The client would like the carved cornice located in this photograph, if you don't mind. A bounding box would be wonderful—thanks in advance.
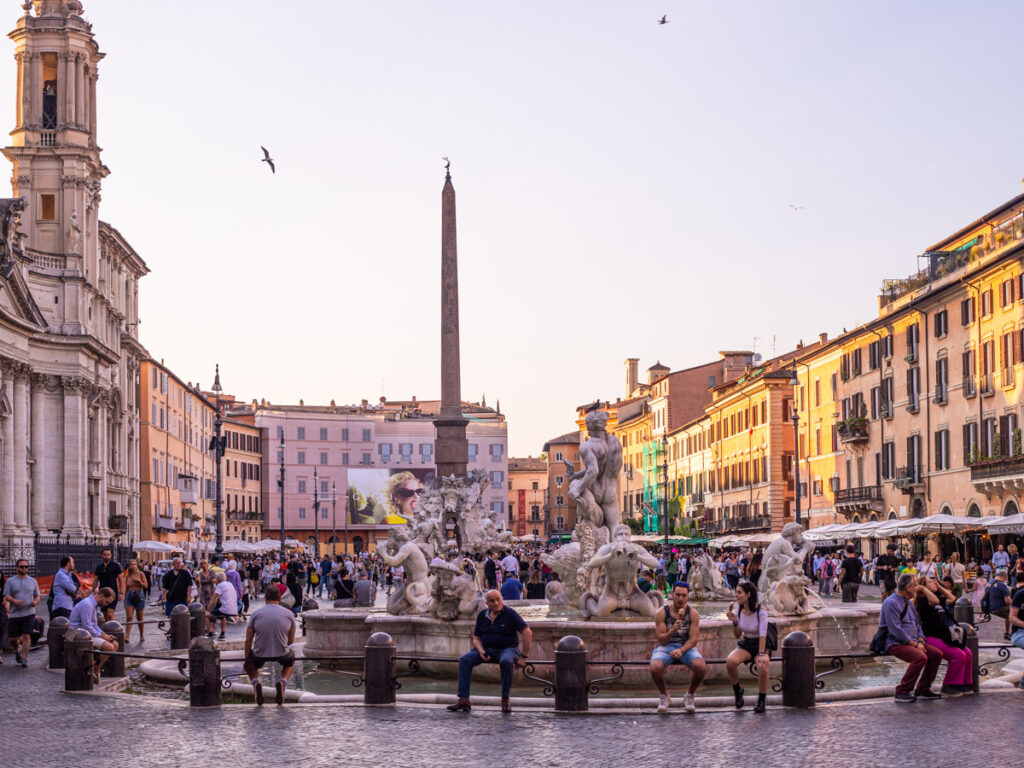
[60,375,92,393]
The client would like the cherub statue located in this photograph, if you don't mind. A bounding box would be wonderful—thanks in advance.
[427,561,479,620]
[380,526,432,615]
[579,525,664,618]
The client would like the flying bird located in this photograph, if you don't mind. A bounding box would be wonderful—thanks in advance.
[789,204,804,211]
[658,15,668,24]
[260,146,275,174]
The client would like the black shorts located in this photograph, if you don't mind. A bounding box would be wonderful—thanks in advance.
[7,615,35,638]
[737,636,767,658]
[244,650,295,671]
[51,607,72,620]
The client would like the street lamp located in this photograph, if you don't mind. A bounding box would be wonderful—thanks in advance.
[331,479,337,558]
[210,364,226,560]
[278,431,286,562]
[312,466,321,559]
[789,369,802,527]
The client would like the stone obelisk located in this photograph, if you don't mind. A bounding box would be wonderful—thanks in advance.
[434,164,469,478]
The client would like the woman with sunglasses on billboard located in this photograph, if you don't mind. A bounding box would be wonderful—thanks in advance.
[382,471,423,524]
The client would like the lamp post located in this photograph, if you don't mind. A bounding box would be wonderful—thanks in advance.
[211,365,225,560]
[789,369,802,527]
[278,431,286,562]
[312,466,321,559]
[661,433,669,555]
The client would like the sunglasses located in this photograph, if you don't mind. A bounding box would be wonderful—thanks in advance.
[674,581,689,589]
[395,488,423,499]
[16,564,29,569]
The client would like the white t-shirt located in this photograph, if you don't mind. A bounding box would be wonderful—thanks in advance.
[214,581,238,615]
[501,555,519,574]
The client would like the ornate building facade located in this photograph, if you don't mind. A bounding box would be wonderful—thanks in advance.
[0,1,147,543]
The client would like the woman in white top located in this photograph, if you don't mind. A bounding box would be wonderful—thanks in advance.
[725,580,771,713]
[918,552,940,580]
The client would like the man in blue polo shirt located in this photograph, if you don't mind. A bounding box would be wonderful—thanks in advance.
[447,589,532,713]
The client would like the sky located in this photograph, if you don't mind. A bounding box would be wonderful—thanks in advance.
[2,1,1023,456]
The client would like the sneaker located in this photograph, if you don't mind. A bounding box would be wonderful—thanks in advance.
[657,693,671,713]
[915,689,942,700]
[254,681,264,705]
[14,652,23,666]
[939,685,962,697]
[18,656,27,668]
[275,680,286,705]
[218,632,226,640]
[683,692,696,713]
[894,693,917,703]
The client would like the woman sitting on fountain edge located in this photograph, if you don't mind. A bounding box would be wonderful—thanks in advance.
[725,581,772,713]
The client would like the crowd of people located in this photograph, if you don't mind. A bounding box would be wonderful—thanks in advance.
[2,537,1023,713]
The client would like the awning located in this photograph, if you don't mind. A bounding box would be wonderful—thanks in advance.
[987,513,1024,535]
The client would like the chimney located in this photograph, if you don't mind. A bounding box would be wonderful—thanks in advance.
[819,332,828,344]
[625,358,639,397]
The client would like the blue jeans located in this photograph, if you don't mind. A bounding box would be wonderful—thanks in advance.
[457,647,520,699]
[1011,628,1024,651]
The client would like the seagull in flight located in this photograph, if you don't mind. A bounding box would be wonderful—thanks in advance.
[658,15,668,24]
[260,146,275,174]
[789,204,804,211]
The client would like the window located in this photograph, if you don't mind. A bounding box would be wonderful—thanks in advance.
[490,471,504,486]
[298,507,307,519]
[555,475,564,487]
[555,495,565,506]
[934,309,948,337]
[399,443,413,463]
[981,417,996,458]
[934,358,948,402]
[981,289,993,317]
[961,296,976,326]
[277,425,284,440]
[851,348,862,376]
[814,378,821,406]
[277,449,284,463]
[379,444,392,463]
[1001,331,1018,372]
[881,442,895,480]
[320,428,328,441]
[962,422,979,463]
[906,324,920,360]
[1002,413,1020,455]
[361,429,371,442]
[555,451,563,462]
[321,479,329,494]
[419,444,433,462]
[40,193,55,220]
[1001,278,1017,307]
[490,501,503,517]
[361,452,371,465]
[297,451,306,465]
[814,427,821,456]
[320,451,328,465]
[490,443,504,461]
[906,367,920,411]
[962,349,976,395]
[868,341,880,371]
[297,427,306,440]
[883,335,893,359]
[151,403,157,424]
[870,386,880,419]
[468,444,479,462]
[297,479,306,494]
[813,479,823,496]
[341,428,350,442]
[342,452,349,465]
[320,506,328,519]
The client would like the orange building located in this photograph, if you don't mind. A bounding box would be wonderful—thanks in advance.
[508,457,547,539]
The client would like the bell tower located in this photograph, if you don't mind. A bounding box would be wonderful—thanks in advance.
[3,0,105,266]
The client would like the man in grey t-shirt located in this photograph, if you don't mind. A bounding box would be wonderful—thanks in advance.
[243,585,296,705]
[3,559,40,667]
[353,570,375,607]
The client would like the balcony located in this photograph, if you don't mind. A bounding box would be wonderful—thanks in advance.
[904,349,918,364]
[837,419,869,445]
[835,485,884,515]
[1002,367,1015,389]
[687,492,705,511]
[227,510,263,522]
[963,375,977,398]
[177,474,199,505]
[108,514,128,531]
[932,387,947,405]
[153,515,175,532]
[177,518,198,531]
[970,454,1024,493]
[724,515,771,533]
[893,465,923,493]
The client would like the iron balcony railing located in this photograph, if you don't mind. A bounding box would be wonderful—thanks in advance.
[835,485,883,504]
[970,454,1024,481]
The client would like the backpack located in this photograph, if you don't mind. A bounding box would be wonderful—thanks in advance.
[870,599,910,655]
[824,560,835,578]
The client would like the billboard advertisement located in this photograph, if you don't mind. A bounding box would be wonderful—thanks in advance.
[347,468,435,525]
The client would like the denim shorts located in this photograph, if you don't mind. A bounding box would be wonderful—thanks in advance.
[651,642,703,667]
[125,590,146,610]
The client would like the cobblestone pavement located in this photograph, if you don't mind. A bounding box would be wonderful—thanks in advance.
[1,586,1019,767]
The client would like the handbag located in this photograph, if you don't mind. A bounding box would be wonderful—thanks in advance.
[765,620,779,653]
[279,587,296,609]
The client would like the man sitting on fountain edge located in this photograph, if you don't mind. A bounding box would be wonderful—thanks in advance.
[447,589,533,713]
[650,581,706,713]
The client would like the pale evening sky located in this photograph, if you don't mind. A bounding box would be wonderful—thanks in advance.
[2,1,1022,456]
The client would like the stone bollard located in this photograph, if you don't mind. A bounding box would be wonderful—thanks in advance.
[554,635,588,712]
[188,602,207,640]
[963,623,979,695]
[64,628,95,692]
[48,616,70,669]
[781,631,815,708]
[170,604,191,649]
[953,596,975,627]
[100,621,125,677]
[363,632,397,705]
[188,636,222,707]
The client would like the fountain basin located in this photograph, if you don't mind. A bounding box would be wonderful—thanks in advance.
[302,601,883,683]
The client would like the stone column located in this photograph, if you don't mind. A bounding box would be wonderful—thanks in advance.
[30,53,41,126]
[11,368,30,534]
[30,375,48,533]
[97,399,109,535]
[74,54,84,127]
[1,400,13,539]
[15,52,25,129]
[57,51,67,128]
[88,72,97,141]
[62,378,88,536]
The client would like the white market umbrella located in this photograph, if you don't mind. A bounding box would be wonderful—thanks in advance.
[133,540,174,553]
[802,524,842,541]
[744,532,780,546]
[221,539,258,554]
[987,513,1024,536]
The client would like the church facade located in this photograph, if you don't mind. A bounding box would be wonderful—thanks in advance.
[0,0,147,544]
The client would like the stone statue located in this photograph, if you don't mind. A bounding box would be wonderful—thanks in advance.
[66,209,82,254]
[427,561,479,620]
[412,517,445,562]
[579,525,664,618]
[567,409,623,549]
[758,522,819,615]
[413,470,513,556]
[479,510,513,547]
[688,551,737,601]
[544,578,569,607]
[380,527,432,615]
[541,542,584,606]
